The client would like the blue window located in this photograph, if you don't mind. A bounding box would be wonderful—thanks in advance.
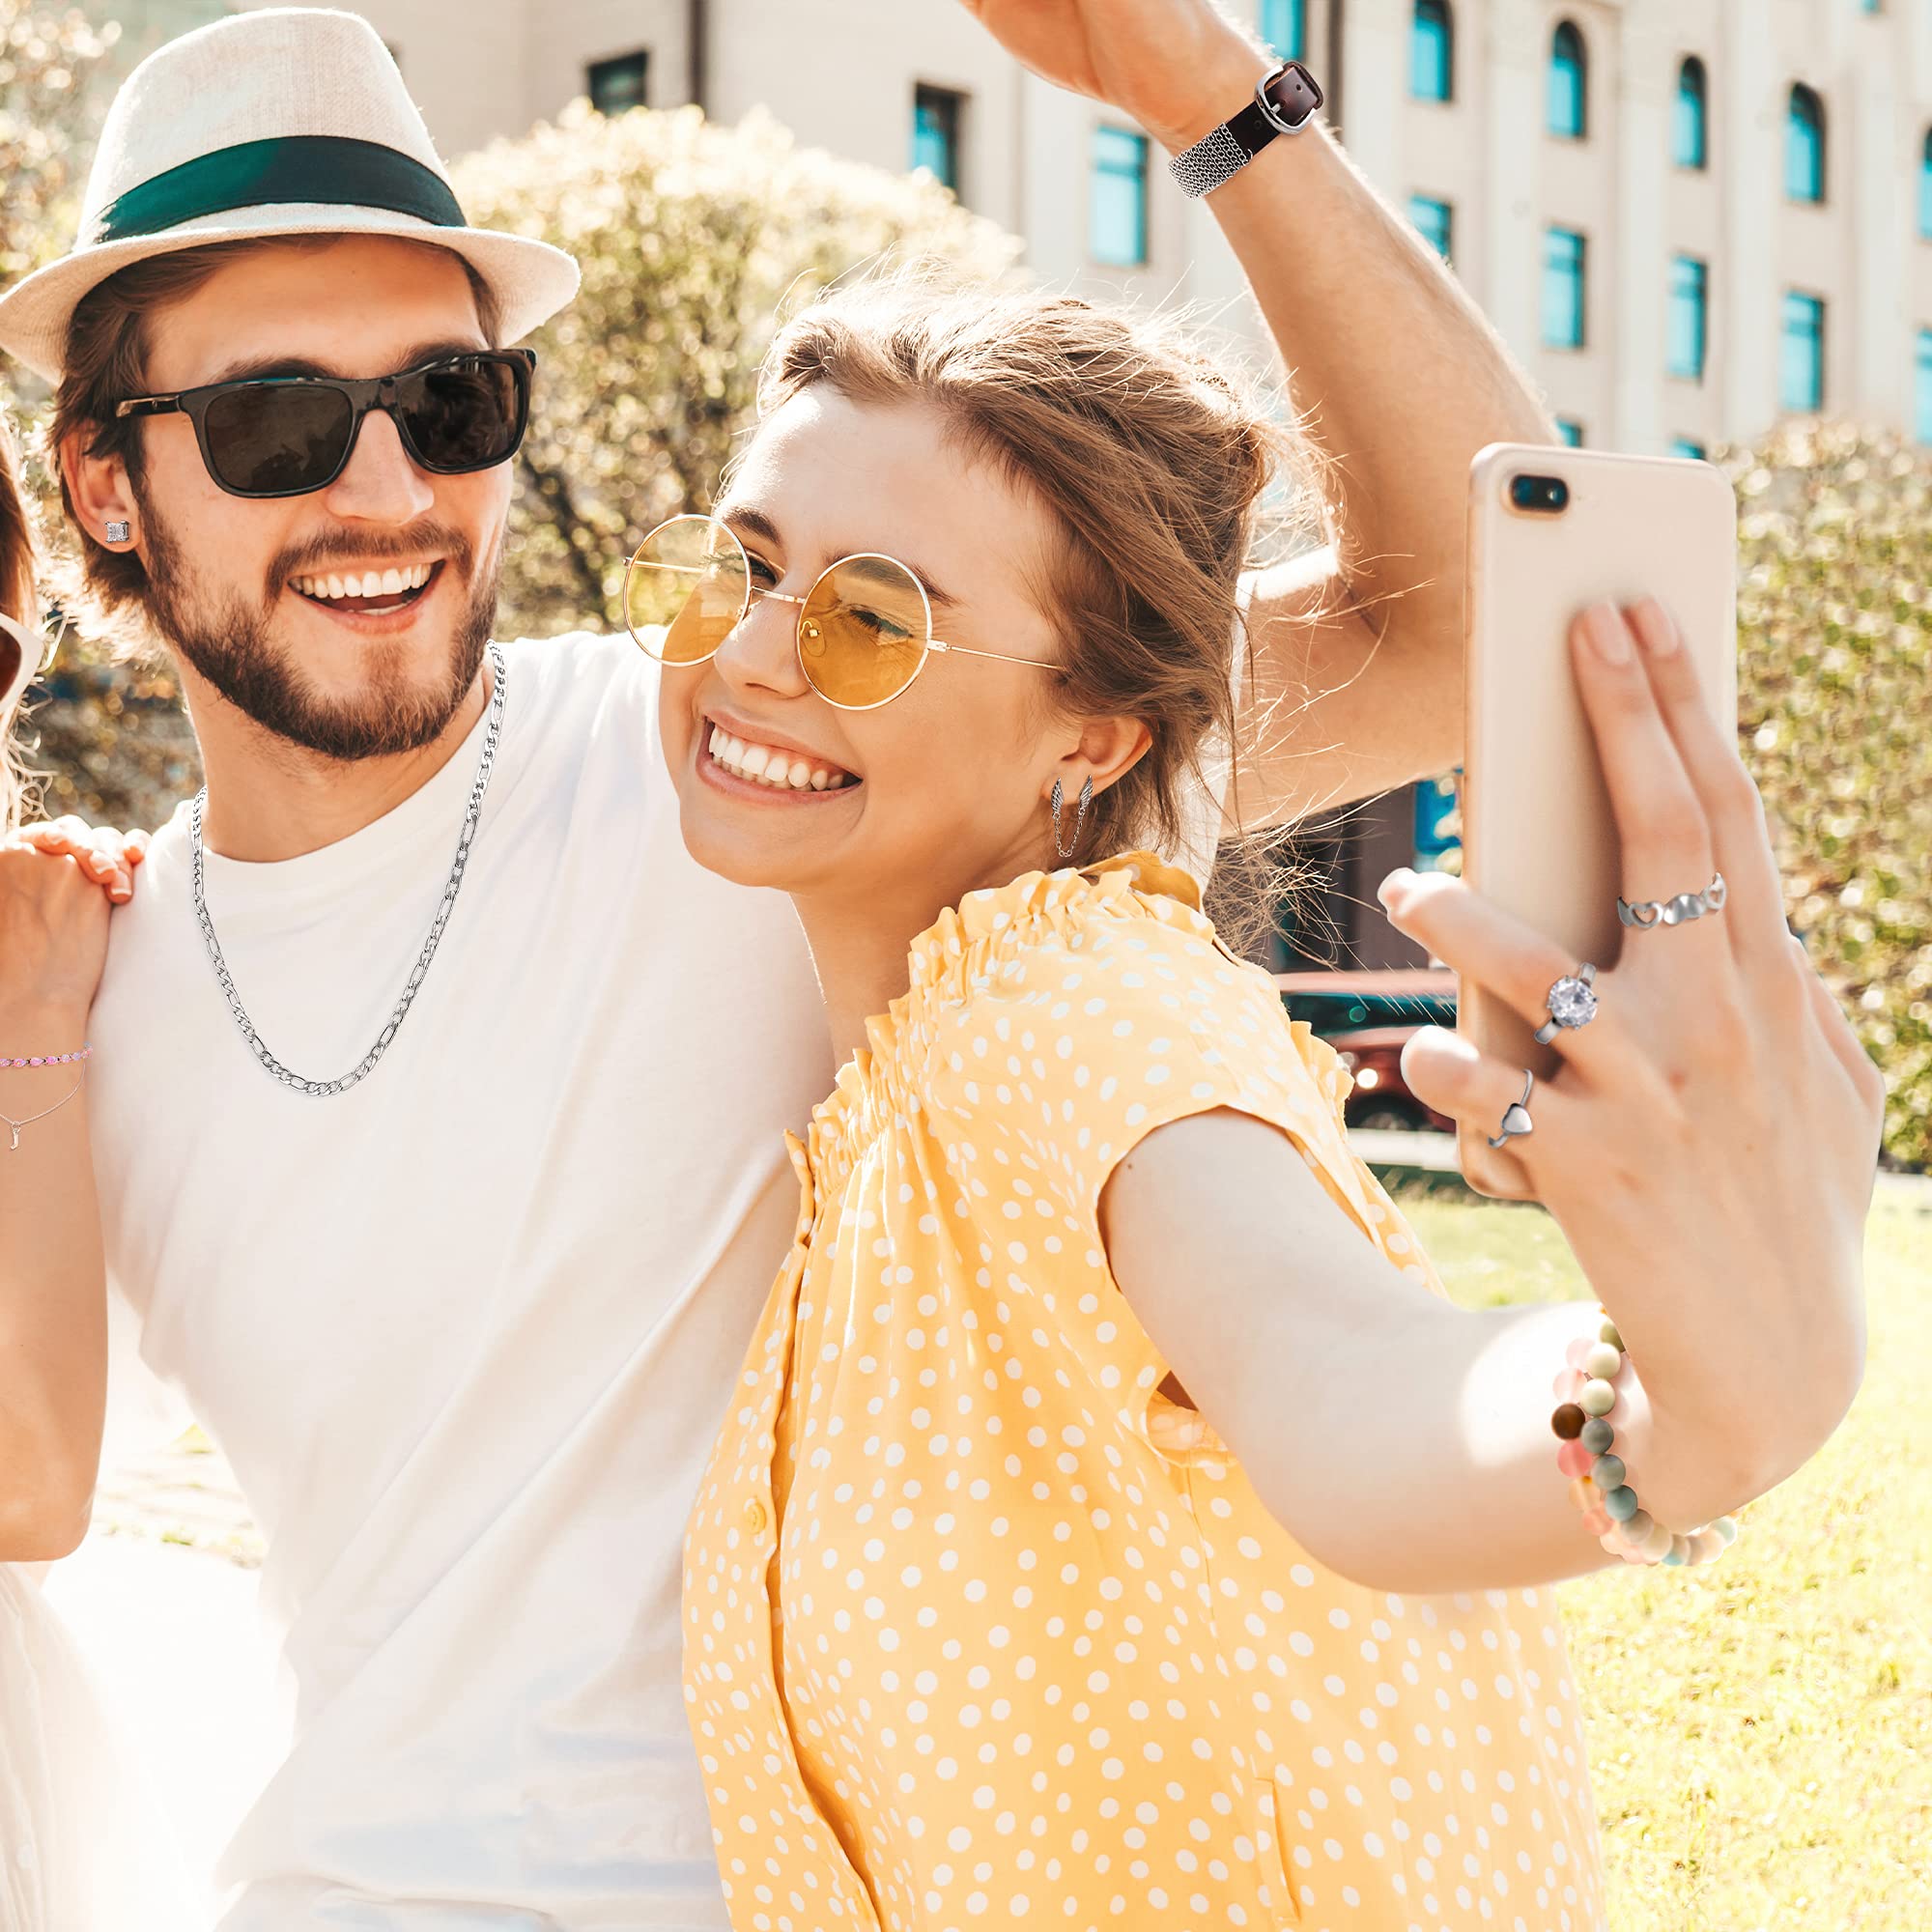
[1668,255,1708,382]
[1409,194,1453,263]
[1556,417,1584,447]
[1091,127,1150,266]
[1917,330,1932,445]
[1675,57,1708,170]
[1543,227,1586,349]
[1786,85,1825,203]
[1920,128,1932,239]
[1412,1,1453,102]
[1780,292,1825,412]
[1261,0,1306,60]
[911,85,963,190]
[1670,436,1708,460]
[1413,773,1461,870]
[587,50,648,116]
[1548,21,1587,138]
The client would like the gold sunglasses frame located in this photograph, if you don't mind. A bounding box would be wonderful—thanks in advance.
[624,513,1060,713]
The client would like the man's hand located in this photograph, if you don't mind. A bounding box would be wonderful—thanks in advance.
[958,0,1264,150]
[15,817,148,905]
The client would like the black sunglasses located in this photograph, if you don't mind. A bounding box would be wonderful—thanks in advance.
[113,348,536,500]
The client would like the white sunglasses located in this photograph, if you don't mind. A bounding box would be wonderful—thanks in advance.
[0,610,57,712]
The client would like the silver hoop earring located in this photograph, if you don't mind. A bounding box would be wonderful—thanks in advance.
[104,521,130,544]
[1049,774,1094,860]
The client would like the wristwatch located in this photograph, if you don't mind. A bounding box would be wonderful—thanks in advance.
[1167,60,1324,199]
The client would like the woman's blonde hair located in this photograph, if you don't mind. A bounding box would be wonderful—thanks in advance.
[1,412,46,836]
[757,274,1322,927]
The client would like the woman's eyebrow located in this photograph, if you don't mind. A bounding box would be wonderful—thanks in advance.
[719,502,959,610]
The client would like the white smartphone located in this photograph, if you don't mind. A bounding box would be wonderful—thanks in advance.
[1458,442,1739,1200]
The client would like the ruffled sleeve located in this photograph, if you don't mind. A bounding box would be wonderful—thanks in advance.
[908,853,1448,1447]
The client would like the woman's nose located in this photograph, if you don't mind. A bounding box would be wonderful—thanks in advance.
[714,588,810,697]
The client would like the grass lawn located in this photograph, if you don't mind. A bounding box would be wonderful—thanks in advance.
[1379,1172,1931,1932]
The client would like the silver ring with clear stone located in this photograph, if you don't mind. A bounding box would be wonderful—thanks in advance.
[1619,871,1725,930]
[1532,961,1598,1045]
[1488,1067,1536,1148]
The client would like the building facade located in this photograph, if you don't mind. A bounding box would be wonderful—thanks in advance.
[83,0,1932,965]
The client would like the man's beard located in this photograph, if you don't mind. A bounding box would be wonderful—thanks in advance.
[140,498,498,761]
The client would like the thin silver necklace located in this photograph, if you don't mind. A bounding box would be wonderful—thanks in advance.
[190,640,508,1098]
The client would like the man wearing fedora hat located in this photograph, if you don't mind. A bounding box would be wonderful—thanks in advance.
[0,4,1563,1925]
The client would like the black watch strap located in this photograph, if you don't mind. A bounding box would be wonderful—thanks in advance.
[1168,61,1323,199]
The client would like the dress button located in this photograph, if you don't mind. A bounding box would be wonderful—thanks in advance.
[744,1498,769,1535]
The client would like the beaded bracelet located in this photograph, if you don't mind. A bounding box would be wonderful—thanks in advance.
[1550,1303,1740,1570]
[1,1044,92,1069]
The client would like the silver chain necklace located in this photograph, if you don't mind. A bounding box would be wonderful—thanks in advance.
[190,640,508,1099]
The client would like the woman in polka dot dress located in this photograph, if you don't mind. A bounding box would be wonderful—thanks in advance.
[665,67,1875,1932]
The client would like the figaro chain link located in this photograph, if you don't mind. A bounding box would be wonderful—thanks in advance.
[189,640,508,1098]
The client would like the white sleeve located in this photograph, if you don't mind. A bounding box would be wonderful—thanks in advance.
[1160,572,1254,891]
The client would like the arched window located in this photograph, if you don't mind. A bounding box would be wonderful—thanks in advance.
[1920,128,1932,240]
[1412,1,1453,103]
[1674,57,1708,170]
[1786,84,1825,203]
[1548,21,1587,138]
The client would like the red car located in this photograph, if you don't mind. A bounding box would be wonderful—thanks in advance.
[1272,969,1459,1134]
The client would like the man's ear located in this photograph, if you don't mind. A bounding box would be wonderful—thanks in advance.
[62,427,139,553]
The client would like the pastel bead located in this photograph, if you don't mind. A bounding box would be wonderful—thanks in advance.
[1581,1506,1612,1534]
[1584,1342,1623,1380]
[1642,1519,1676,1560]
[1614,1508,1652,1545]
[1565,1337,1591,1372]
[1550,1404,1586,1440]
[1567,1476,1600,1511]
[1550,1369,1575,1400]
[1715,1517,1739,1545]
[1579,1417,1615,1454]
[1591,1453,1626,1491]
[1690,1527,1725,1564]
[1598,1319,1624,1351]
[1604,1484,1640,1521]
[1578,1378,1618,1416]
[1557,1440,1594,1479]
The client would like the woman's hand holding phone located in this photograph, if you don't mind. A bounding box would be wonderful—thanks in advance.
[1378,597,1882,1522]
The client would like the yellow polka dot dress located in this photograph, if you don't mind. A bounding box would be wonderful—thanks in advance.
[684,856,1608,1932]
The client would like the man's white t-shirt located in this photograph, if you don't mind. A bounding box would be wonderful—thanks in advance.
[87,630,1227,1929]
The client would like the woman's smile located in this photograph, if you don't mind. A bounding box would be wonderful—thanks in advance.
[694,708,861,803]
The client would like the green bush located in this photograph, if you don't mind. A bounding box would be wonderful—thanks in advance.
[1729,424,1930,1170]
[449,99,1020,639]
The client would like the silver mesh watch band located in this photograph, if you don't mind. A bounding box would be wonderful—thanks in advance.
[1170,124,1252,200]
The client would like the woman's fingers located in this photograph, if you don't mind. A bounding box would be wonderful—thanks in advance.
[1396,1022,1580,1163]
[1619,598,1794,977]
[1379,869,1623,1075]
[1567,603,1727,974]
[15,818,136,901]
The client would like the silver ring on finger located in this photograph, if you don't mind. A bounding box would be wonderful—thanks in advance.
[1487,1067,1536,1149]
[1532,962,1599,1045]
[1618,871,1726,930]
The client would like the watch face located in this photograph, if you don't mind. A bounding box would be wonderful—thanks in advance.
[1264,61,1323,128]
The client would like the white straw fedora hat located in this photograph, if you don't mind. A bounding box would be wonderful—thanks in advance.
[0,7,580,384]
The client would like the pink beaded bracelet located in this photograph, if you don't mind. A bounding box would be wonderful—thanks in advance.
[1,1045,92,1068]
[1550,1303,1741,1570]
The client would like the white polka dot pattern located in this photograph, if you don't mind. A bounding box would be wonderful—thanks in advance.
[684,857,1609,1931]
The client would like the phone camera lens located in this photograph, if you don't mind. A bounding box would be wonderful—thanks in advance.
[1510,473,1569,515]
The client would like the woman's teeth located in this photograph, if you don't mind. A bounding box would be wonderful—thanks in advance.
[707,724,854,791]
[293,562,435,602]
